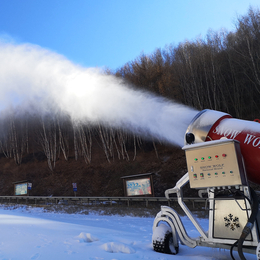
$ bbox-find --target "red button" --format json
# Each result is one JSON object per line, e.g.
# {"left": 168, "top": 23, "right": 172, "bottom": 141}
{"left": 215, "top": 155, "right": 219, "bottom": 158}
{"left": 222, "top": 154, "right": 227, "bottom": 157}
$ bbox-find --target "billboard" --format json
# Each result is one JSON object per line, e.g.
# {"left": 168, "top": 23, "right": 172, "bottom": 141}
{"left": 14, "top": 183, "right": 28, "bottom": 196}
{"left": 122, "top": 173, "right": 154, "bottom": 197}
{"left": 126, "top": 178, "right": 152, "bottom": 196}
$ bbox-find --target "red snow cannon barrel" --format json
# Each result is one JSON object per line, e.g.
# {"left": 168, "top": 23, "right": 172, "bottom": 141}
{"left": 185, "top": 109, "right": 260, "bottom": 185}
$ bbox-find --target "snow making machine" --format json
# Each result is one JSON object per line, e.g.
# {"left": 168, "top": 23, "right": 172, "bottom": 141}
{"left": 152, "top": 109, "right": 260, "bottom": 259}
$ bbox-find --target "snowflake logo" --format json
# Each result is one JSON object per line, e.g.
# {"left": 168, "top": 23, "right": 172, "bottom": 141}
{"left": 224, "top": 214, "right": 240, "bottom": 231}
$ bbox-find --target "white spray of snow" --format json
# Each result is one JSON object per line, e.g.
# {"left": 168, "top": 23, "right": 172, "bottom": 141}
{"left": 0, "top": 40, "right": 198, "bottom": 147}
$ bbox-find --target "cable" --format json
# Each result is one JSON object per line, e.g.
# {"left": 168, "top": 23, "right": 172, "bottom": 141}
{"left": 230, "top": 240, "right": 238, "bottom": 260}
{"left": 229, "top": 187, "right": 258, "bottom": 260}
{"left": 237, "top": 187, "right": 259, "bottom": 260}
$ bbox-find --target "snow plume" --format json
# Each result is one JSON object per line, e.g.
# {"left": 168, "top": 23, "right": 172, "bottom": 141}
{"left": 0, "top": 41, "right": 198, "bottom": 147}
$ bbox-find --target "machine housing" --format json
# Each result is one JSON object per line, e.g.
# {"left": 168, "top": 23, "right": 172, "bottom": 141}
{"left": 152, "top": 110, "right": 260, "bottom": 258}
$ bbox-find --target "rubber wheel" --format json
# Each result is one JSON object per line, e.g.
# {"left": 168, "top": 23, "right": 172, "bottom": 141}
{"left": 153, "top": 225, "right": 179, "bottom": 255}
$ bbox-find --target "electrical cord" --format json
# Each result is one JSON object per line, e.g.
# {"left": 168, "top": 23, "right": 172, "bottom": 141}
{"left": 229, "top": 187, "right": 259, "bottom": 260}
{"left": 210, "top": 187, "right": 258, "bottom": 259}
{"left": 229, "top": 189, "right": 247, "bottom": 260}
{"left": 228, "top": 187, "right": 258, "bottom": 260}
{"left": 237, "top": 187, "right": 259, "bottom": 260}
{"left": 230, "top": 240, "right": 238, "bottom": 260}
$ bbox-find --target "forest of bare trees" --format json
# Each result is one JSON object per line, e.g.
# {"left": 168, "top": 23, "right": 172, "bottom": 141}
{"left": 0, "top": 7, "right": 259, "bottom": 170}
{"left": 0, "top": 112, "right": 148, "bottom": 170}
{"left": 115, "top": 7, "right": 260, "bottom": 120}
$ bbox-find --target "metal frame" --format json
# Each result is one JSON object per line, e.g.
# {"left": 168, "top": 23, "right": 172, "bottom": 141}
{"left": 153, "top": 172, "right": 259, "bottom": 254}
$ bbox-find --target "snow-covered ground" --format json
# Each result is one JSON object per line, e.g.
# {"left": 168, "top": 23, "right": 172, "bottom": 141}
{"left": 0, "top": 205, "right": 256, "bottom": 260}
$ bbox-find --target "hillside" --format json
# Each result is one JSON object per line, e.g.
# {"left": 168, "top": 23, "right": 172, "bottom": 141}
{"left": 0, "top": 140, "right": 188, "bottom": 197}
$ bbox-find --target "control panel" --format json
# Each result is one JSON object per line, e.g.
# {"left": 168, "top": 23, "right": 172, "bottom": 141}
{"left": 183, "top": 139, "right": 247, "bottom": 189}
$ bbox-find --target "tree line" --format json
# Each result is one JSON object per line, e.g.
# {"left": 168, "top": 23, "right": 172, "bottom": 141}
{"left": 114, "top": 7, "right": 260, "bottom": 120}
{"left": 0, "top": 113, "right": 152, "bottom": 170}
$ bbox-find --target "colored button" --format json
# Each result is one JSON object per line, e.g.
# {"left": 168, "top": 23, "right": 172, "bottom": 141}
{"left": 193, "top": 174, "right": 197, "bottom": 178}
{"left": 222, "top": 154, "right": 227, "bottom": 157}
{"left": 200, "top": 173, "right": 204, "bottom": 177}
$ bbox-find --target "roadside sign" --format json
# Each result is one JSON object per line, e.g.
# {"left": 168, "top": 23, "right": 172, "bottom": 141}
{"left": 72, "top": 183, "right": 77, "bottom": 192}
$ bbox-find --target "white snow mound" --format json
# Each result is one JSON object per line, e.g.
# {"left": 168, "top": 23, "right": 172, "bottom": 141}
{"left": 101, "top": 242, "right": 135, "bottom": 254}
{"left": 78, "top": 232, "right": 99, "bottom": 243}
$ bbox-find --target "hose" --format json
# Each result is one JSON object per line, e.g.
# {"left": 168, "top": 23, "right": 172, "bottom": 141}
{"left": 230, "top": 241, "right": 238, "bottom": 260}
{"left": 237, "top": 187, "right": 259, "bottom": 260}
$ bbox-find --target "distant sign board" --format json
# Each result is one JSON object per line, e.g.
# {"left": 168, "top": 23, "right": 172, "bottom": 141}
{"left": 27, "top": 183, "right": 32, "bottom": 190}
{"left": 14, "top": 183, "right": 28, "bottom": 196}
{"left": 72, "top": 183, "right": 77, "bottom": 192}
{"left": 126, "top": 178, "right": 152, "bottom": 196}
{"left": 121, "top": 173, "right": 154, "bottom": 197}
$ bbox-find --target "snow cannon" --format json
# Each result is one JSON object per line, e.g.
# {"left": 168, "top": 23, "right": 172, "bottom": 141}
{"left": 185, "top": 109, "right": 260, "bottom": 185}
{"left": 152, "top": 109, "right": 260, "bottom": 259}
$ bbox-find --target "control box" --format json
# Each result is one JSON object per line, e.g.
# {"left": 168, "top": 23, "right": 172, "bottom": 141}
{"left": 183, "top": 139, "right": 247, "bottom": 189}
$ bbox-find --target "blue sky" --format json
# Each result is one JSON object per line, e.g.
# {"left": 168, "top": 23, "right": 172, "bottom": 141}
{"left": 0, "top": 0, "right": 259, "bottom": 70}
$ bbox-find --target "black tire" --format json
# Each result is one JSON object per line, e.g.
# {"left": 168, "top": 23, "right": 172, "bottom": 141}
{"left": 153, "top": 225, "right": 179, "bottom": 255}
